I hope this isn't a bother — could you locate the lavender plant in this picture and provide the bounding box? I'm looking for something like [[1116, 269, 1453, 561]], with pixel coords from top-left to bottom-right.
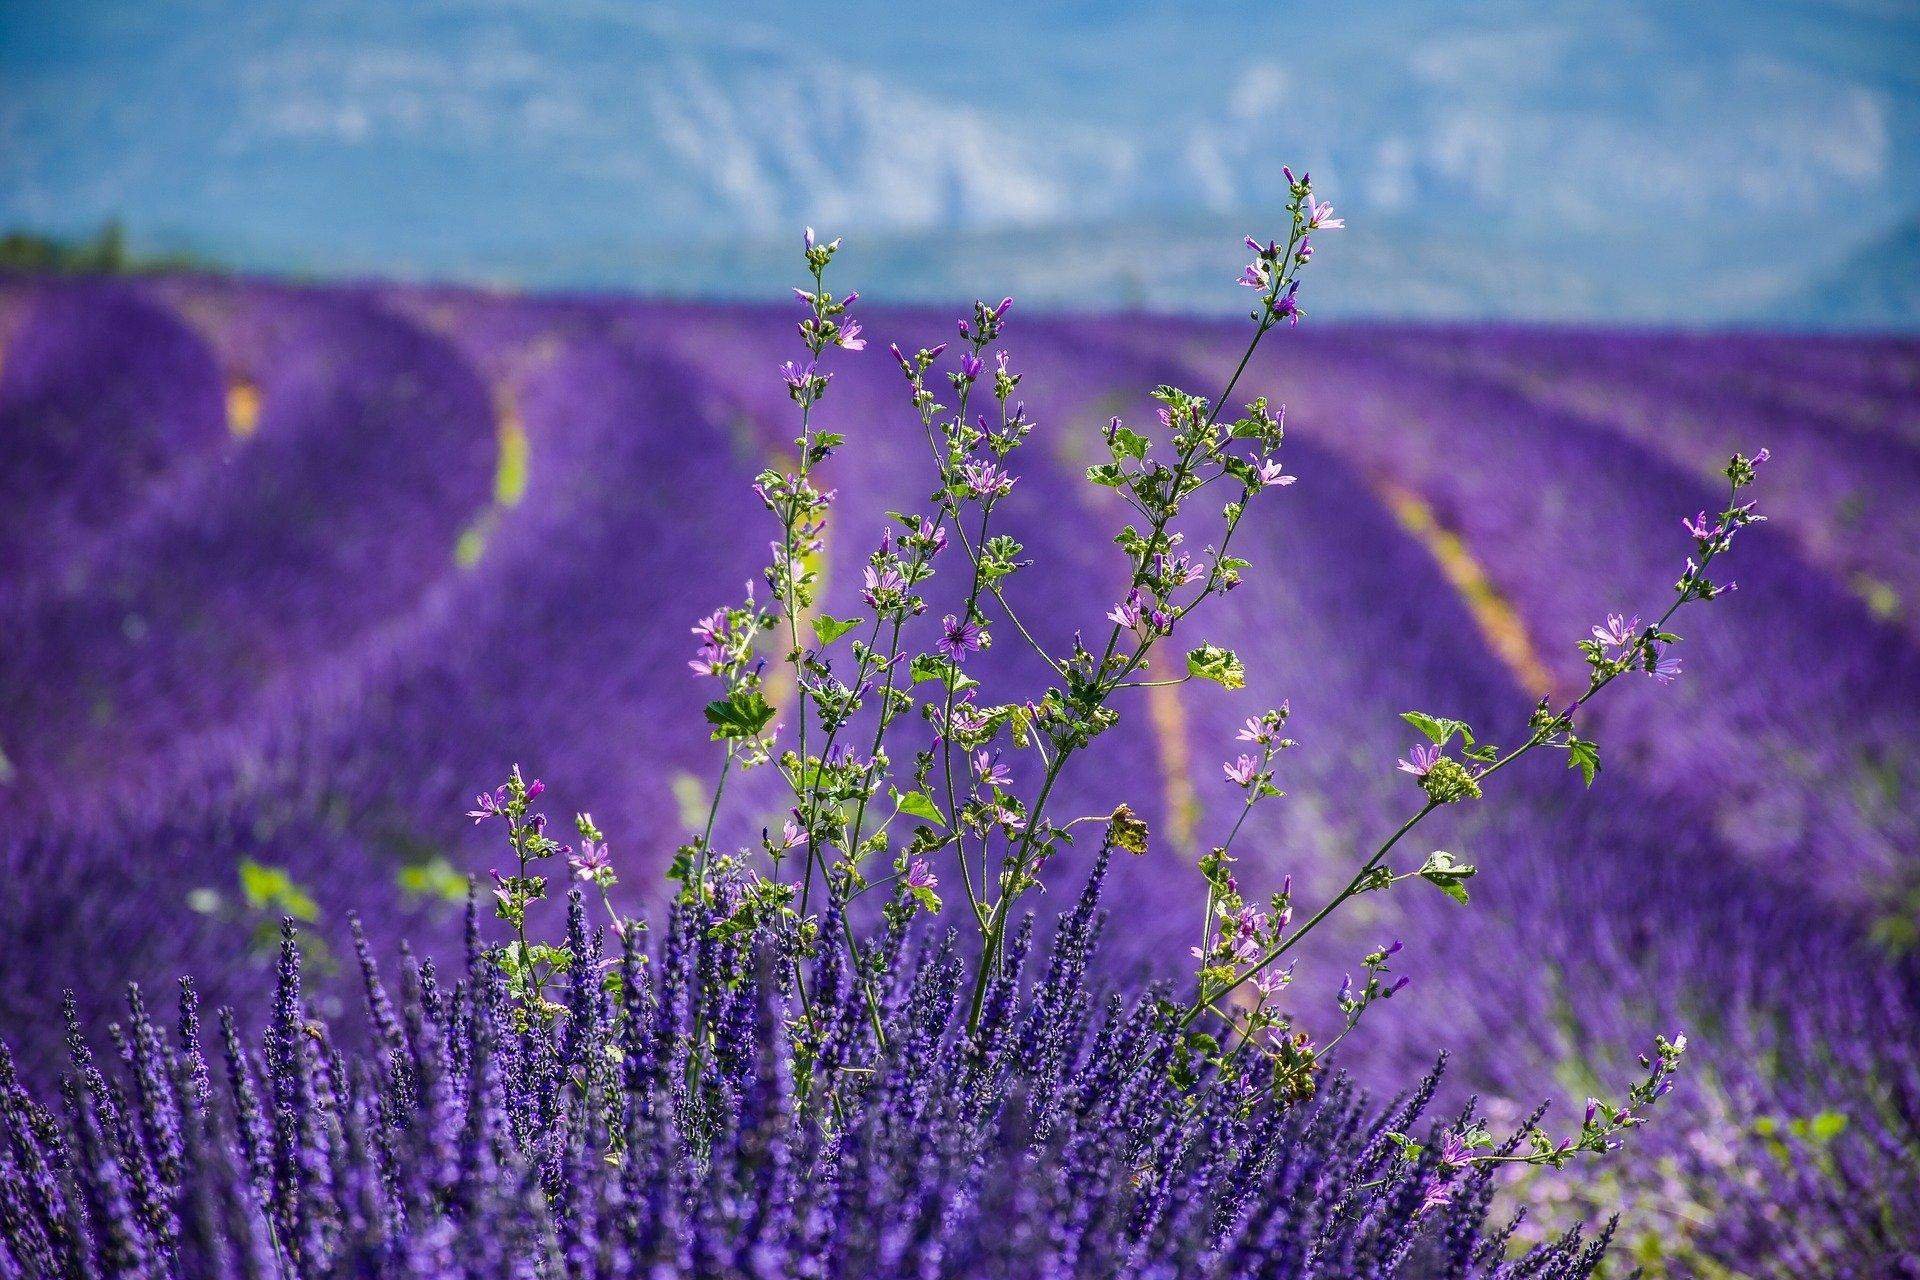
[[0, 175, 1776, 1276], [1, 884, 1624, 1278]]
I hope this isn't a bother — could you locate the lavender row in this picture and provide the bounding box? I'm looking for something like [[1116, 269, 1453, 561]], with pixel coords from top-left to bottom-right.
[[1163, 325, 1920, 917], [1380, 326, 1920, 631]]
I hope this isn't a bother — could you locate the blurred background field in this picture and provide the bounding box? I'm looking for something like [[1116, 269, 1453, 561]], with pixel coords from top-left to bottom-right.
[[3, 1, 1919, 1271]]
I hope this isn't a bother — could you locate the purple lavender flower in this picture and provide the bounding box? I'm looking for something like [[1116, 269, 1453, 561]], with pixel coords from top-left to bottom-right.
[[0, 865, 1637, 1278]]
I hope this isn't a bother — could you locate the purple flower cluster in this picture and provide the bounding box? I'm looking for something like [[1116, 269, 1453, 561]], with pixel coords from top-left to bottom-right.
[[0, 862, 1618, 1279]]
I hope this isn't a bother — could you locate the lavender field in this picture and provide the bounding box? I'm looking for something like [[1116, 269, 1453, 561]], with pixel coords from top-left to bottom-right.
[[2, 273, 1918, 1272]]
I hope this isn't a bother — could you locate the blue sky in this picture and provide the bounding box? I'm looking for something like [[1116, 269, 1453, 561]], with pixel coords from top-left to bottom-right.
[[3, 1, 1917, 321]]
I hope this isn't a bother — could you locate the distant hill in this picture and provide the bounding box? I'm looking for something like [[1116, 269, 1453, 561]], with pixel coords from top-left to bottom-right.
[[3, 0, 1916, 325]]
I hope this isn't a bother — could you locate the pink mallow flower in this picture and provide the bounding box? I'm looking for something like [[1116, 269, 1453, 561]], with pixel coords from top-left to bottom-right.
[[1305, 195, 1343, 230], [466, 788, 508, 823], [1683, 512, 1722, 541], [960, 459, 1014, 498], [1256, 458, 1295, 488], [862, 562, 905, 606], [1591, 613, 1640, 650], [570, 840, 612, 882], [936, 614, 984, 662], [1397, 743, 1441, 777], [973, 750, 1013, 789]]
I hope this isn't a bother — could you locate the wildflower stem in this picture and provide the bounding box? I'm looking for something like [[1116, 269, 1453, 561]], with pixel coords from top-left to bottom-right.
[[965, 258, 1299, 1036], [691, 748, 734, 902], [967, 746, 1070, 1032], [1186, 478, 1744, 1026]]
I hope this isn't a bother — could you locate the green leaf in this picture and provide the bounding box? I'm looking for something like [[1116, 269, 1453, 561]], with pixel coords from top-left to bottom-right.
[[908, 653, 978, 691], [812, 614, 862, 647], [1401, 711, 1472, 747], [1105, 803, 1150, 855], [1566, 737, 1601, 787], [1086, 462, 1127, 487], [1109, 425, 1150, 461], [892, 788, 947, 828], [1418, 850, 1477, 905], [1185, 644, 1247, 690], [704, 690, 775, 740]]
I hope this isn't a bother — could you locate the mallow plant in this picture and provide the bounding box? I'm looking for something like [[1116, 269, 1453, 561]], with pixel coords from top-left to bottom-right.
[[0, 173, 1765, 1278]]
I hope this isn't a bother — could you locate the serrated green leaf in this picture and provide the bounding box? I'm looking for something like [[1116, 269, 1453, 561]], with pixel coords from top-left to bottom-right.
[[1186, 644, 1246, 690], [892, 788, 947, 828], [1418, 850, 1477, 905], [812, 614, 862, 647], [704, 690, 775, 740], [1566, 737, 1601, 787], [1401, 710, 1473, 747], [1109, 425, 1150, 461], [908, 653, 978, 691]]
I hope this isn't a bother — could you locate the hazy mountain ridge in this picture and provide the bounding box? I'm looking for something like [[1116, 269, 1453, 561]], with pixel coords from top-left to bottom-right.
[[2, 0, 1916, 323]]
